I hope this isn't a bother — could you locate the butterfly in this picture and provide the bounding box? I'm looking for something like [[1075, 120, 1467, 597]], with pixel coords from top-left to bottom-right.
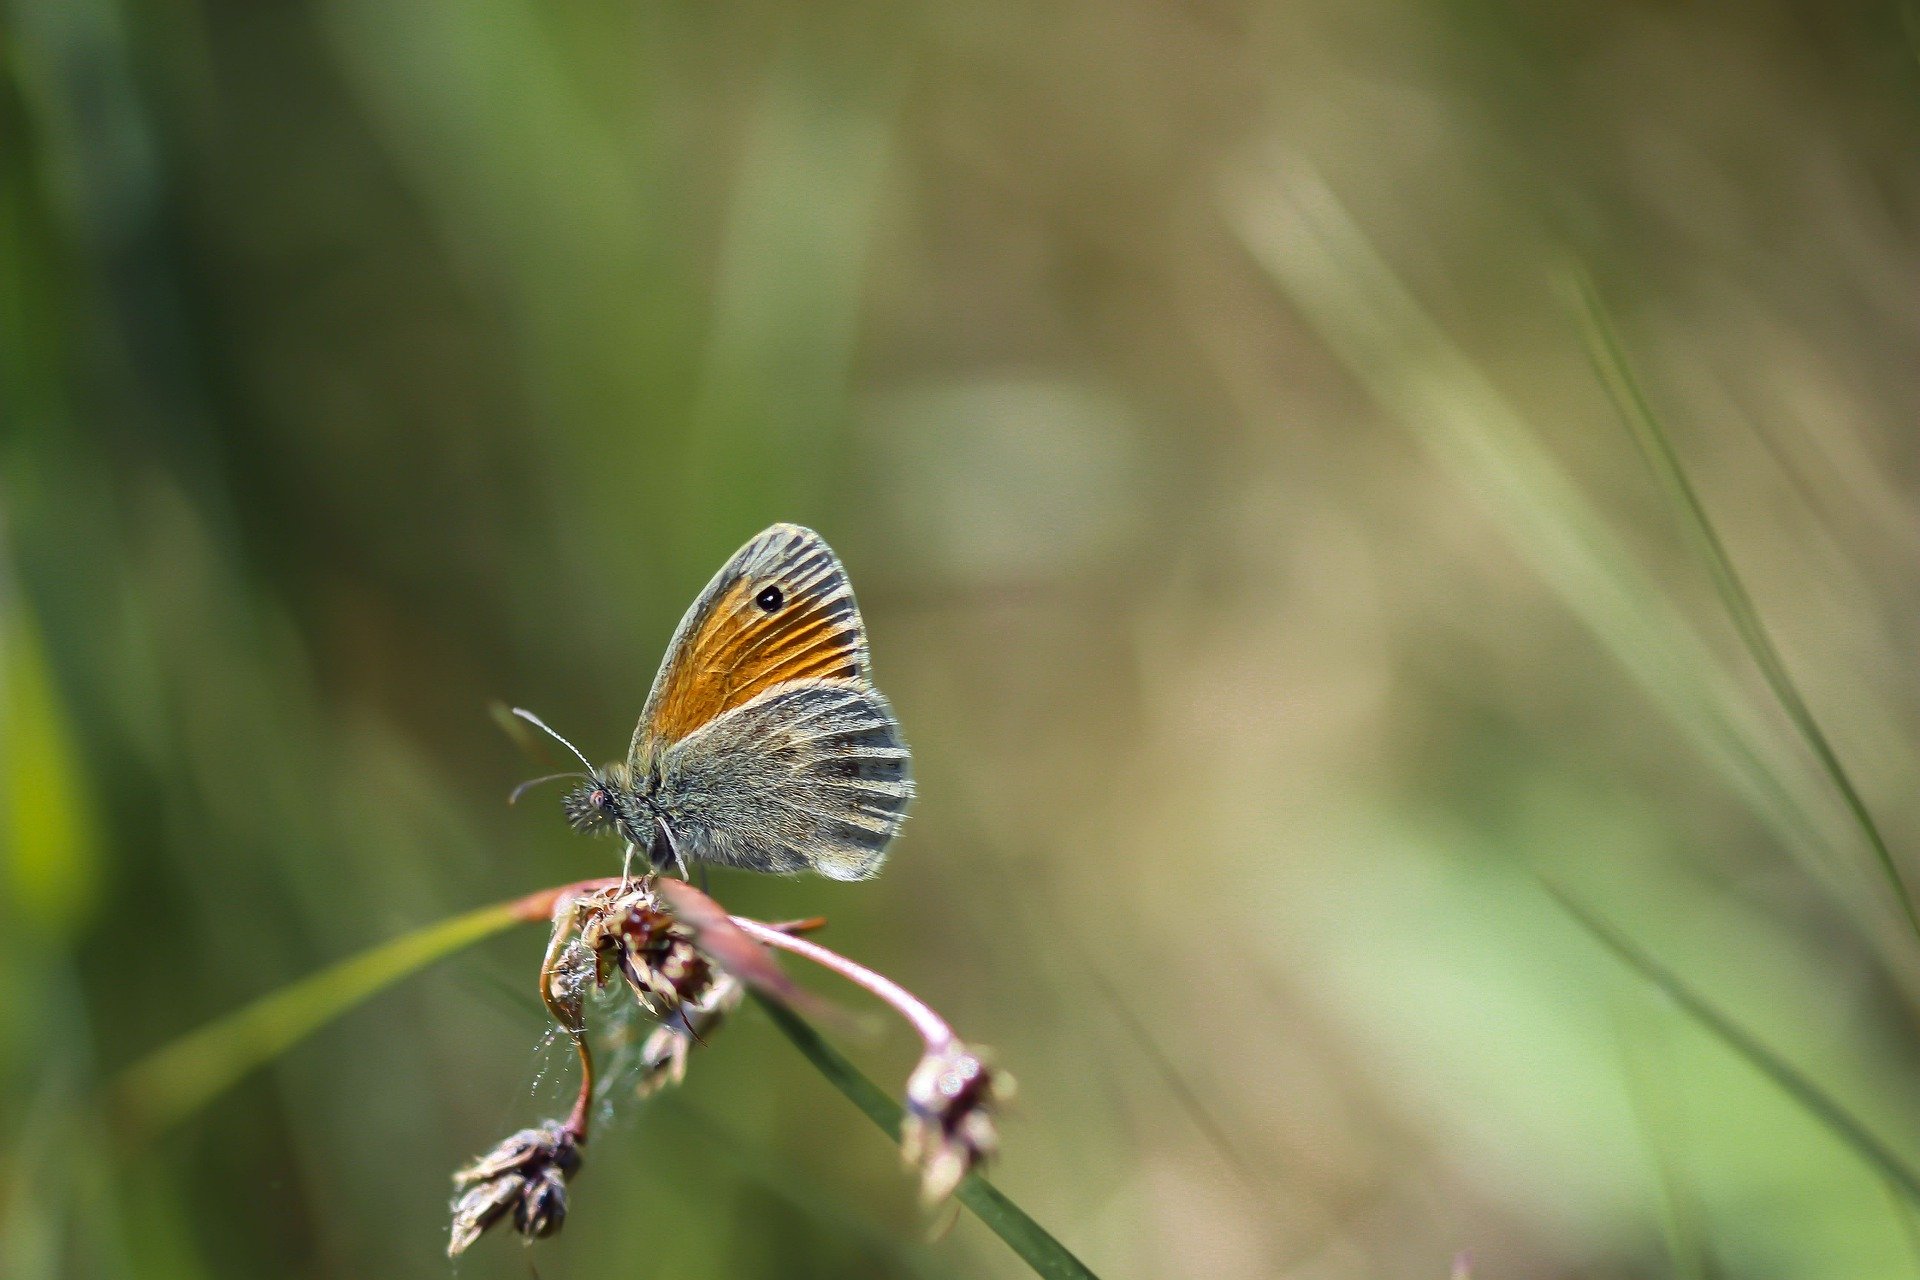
[[513, 524, 912, 881]]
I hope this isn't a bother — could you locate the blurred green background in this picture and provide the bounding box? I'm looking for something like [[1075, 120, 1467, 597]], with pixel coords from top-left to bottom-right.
[[7, 0, 1920, 1276]]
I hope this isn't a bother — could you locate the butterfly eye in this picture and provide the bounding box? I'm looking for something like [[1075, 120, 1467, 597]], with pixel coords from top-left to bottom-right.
[[754, 585, 784, 611], [590, 788, 611, 810]]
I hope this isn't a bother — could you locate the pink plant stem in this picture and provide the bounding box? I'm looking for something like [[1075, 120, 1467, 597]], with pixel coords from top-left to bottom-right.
[[510, 876, 622, 923], [730, 915, 954, 1050], [561, 1038, 594, 1143]]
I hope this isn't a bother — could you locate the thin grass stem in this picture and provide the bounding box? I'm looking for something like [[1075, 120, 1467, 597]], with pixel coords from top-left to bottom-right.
[[753, 995, 1100, 1280], [112, 890, 571, 1137], [1577, 274, 1920, 952], [1546, 881, 1920, 1205], [1224, 160, 1854, 911], [1610, 997, 1712, 1280]]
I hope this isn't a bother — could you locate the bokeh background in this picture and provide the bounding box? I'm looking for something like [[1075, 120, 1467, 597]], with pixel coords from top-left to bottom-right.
[[7, 0, 1920, 1276]]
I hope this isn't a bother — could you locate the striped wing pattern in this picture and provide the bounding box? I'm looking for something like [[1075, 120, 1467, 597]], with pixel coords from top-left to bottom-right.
[[632, 524, 868, 755], [657, 679, 913, 880]]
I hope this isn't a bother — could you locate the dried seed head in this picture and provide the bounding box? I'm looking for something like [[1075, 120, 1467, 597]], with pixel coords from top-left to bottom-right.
[[448, 1172, 524, 1256], [514, 1169, 569, 1238], [448, 1122, 582, 1256], [901, 1041, 1013, 1205], [579, 888, 711, 1014], [635, 973, 744, 1098]]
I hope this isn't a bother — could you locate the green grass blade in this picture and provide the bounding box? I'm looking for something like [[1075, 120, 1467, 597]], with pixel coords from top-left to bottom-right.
[[115, 899, 523, 1136], [1885, 1179, 1920, 1280], [1547, 882, 1920, 1205], [1577, 275, 1920, 950], [1611, 1001, 1712, 1280], [753, 995, 1101, 1280], [1223, 161, 1853, 901]]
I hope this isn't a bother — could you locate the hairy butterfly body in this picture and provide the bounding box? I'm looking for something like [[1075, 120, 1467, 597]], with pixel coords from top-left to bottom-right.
[[538, 525, 911, 880]]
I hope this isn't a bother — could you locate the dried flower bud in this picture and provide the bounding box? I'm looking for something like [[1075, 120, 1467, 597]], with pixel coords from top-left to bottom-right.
[[635, 973, 743, 1098], [448, 1171, 524, 1256], [514, 1169, 569, 1238], [448, 1122, 582, 1256], [901, 1041, 1013, 1205]]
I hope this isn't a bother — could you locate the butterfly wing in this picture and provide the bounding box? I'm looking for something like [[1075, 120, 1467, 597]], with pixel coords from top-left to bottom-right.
[[631, 524, 869, 759], [653, 679, 912, 880]]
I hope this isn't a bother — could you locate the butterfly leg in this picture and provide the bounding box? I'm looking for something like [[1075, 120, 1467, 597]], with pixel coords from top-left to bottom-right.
[[654, 816, 692, 881]]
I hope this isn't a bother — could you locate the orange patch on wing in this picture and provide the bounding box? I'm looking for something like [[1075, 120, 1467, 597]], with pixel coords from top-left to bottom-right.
[[642, 576, 863, 746]]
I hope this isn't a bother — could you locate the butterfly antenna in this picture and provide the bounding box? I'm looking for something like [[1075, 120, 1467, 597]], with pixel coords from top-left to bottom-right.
[[510, 707, 597, 772], [507, 771, 585, 806]]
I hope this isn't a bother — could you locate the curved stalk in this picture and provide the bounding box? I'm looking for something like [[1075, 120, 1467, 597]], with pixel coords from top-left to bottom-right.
[[732, 915, 952, 1049]]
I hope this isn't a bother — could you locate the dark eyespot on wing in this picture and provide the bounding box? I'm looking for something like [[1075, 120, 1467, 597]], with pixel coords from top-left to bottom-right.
[[631, 524, 872, 754]]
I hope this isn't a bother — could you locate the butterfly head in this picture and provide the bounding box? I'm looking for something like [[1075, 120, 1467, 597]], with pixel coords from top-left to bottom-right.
[[561, 768, 637, 837], [508, 707, 646, 840]]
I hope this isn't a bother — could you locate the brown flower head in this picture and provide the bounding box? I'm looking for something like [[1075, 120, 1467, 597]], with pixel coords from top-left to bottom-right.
[[901, 1041, 1013, 1204], [448, 1122, 582, 1257], [577, 886, 712, 1014]]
